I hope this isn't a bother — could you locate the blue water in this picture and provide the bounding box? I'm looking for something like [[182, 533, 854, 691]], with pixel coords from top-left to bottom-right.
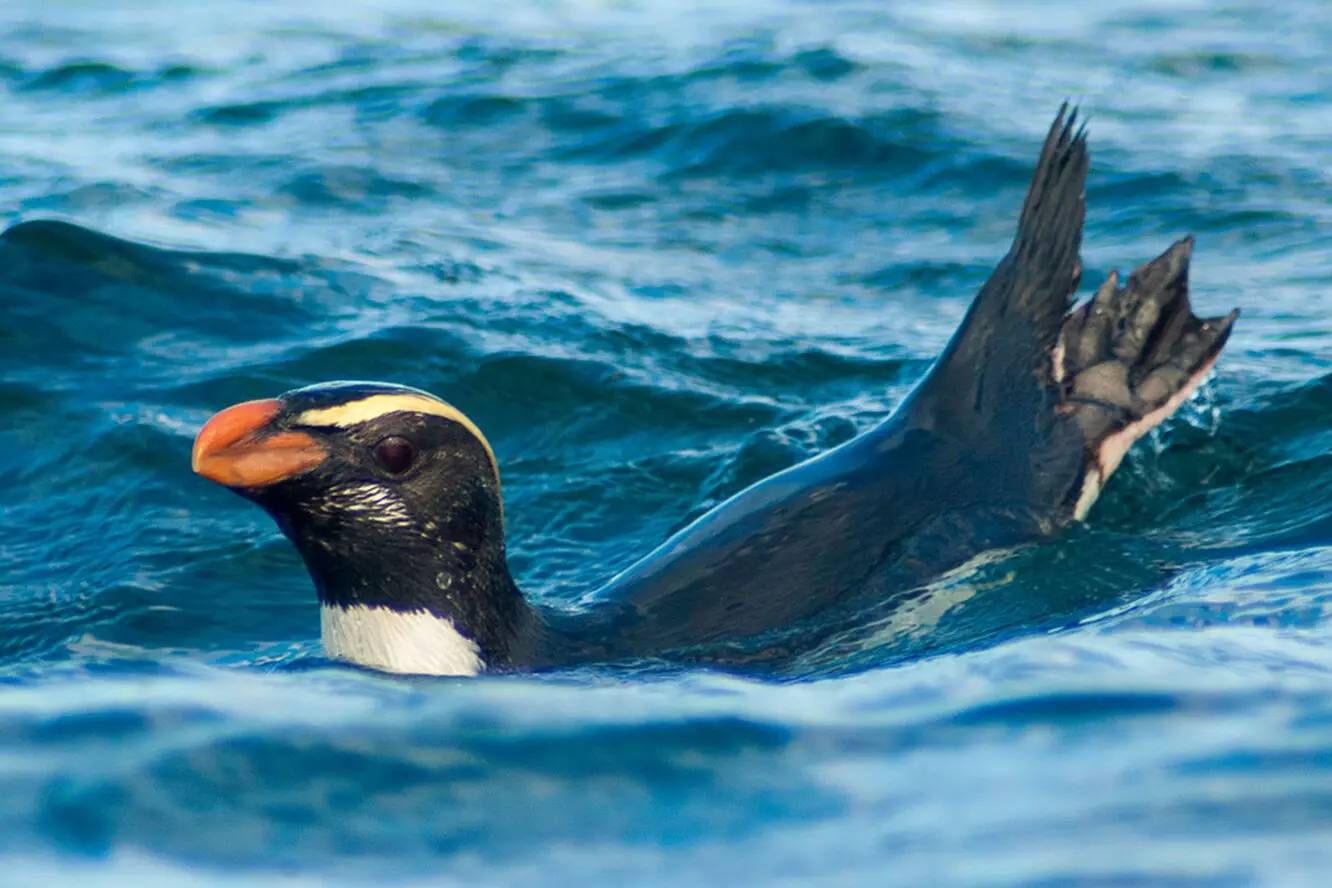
[[1, 0, 1331, 884]]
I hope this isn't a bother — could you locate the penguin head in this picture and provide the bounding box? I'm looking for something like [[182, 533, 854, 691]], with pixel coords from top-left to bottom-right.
[[192, 381, 522, 672]]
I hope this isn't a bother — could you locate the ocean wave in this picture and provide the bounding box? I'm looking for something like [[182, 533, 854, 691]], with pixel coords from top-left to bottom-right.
[[16, 60, 198, 96], [2, 1, 1332, 880]]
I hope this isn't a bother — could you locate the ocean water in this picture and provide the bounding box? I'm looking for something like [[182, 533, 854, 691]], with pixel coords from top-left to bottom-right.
[[1, 0, 1331, 884]]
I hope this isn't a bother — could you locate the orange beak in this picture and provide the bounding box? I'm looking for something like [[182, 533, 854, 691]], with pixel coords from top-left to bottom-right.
[[192, 398, 326, 488]]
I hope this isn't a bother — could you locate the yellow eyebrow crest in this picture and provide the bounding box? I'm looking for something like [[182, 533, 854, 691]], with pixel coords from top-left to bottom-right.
[[294, 394, 498, 477]]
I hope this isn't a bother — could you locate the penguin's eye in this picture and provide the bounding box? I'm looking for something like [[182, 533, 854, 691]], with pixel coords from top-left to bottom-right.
[[373, 436, 416, 475]]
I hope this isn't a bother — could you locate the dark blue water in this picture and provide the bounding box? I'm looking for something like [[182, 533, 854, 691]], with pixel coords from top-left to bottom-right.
[[2, 1, 1331, 884]]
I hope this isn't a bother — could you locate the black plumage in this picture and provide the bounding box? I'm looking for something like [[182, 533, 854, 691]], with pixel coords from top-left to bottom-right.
[[192, 105, 1238, 676]]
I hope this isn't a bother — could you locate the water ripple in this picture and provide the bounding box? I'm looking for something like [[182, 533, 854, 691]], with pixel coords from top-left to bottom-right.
[[1, 0, 1331, 883]]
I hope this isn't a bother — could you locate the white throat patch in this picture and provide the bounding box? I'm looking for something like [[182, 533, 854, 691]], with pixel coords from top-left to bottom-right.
[[320, 603, 485, 677]]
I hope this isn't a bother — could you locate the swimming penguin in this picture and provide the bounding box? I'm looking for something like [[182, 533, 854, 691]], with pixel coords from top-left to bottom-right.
[[192, 105, 1238, 676]]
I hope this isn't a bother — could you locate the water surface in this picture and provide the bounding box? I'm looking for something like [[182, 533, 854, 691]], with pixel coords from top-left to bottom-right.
[[1, 1, 1331, 884]]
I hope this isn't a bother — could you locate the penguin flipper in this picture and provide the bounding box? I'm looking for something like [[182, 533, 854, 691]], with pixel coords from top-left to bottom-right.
[[899, 103, 1238, 526], [907, 103, 1088, 440]]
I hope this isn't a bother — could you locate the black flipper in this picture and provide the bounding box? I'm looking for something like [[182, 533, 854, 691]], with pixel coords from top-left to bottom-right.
[[902, 103, 1239, 526], [909, 103, 1087, 441]]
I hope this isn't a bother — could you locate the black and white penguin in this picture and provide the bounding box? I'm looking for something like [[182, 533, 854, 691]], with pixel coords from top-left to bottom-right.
[[192, 105, 1238, 676]]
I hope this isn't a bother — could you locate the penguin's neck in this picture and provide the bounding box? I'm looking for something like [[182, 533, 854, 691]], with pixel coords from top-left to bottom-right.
[[320, 601, 490, 676], [296, 530, 538, 676]]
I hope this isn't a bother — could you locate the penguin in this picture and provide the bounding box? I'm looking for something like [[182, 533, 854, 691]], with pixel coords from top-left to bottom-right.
[[191, 105, 1238, 676]]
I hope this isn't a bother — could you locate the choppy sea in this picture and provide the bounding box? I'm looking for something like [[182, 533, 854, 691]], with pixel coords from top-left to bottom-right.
[[1, 1, 1331, 884]]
